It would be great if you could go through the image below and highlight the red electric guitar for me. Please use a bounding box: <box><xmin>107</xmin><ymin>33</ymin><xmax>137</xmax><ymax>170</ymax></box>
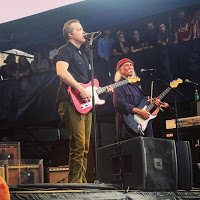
<box><xmin>68</xmin><ymin>77</ymin><xmax>140</xmax><ymax>114</ymax></box>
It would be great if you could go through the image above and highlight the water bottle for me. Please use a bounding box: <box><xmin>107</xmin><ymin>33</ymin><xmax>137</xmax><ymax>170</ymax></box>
<box><xmin>195</xmin><ymin>89</ymin><xmax>199</xmax><ymax>101</ymax></box>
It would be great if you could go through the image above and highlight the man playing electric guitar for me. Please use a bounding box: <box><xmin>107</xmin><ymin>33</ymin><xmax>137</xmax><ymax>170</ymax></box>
<box><xmin>113</xmin><ymin>58</ymin><xmax>169</xmax><ymax>141</ymax></box>
<box><xmin>54</xmin><ymin>19</ymin><xmax>113</xmax><ymax>183</ymax></box>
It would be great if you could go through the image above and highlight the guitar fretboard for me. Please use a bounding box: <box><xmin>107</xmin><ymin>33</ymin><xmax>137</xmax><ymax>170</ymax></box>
<box><xmin>96</xmin><ymin>79</ymin><xmax>130</xmax><ymax>95</ymax></box>
<box><xmin>146</xmin><ymin>87</ymin><xmax>171</xmax><ymax>112</ymax></box>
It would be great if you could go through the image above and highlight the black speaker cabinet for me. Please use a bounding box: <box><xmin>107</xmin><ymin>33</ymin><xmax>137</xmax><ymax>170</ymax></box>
<box><xmin>98</xmin><ymin>137</ymin><xmax>178</xmax><ymax>191</ymax></box>
<box><xmin>176</xmin><ymin>141</ymin><xmax>193</xmax><ymax>190</ymax></box>
<box><xmin>98</xmin><ymin>142</ymin><xmax>121</xmax><ymax>186</ymax></box>
<box><xmin>193</xmin><ymin>163</ymin><xmax>200</xmax><ymax>188</ymax></box>
<box><xmin>121</xmin><ymin>137</ymin><xmax>178</xmax><ymax>191</ymax></box>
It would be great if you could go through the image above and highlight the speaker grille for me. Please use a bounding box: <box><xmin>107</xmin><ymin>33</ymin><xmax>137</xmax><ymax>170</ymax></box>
<box><xmin>98</xmin><ymin>137</ymin><xmax>178</xmax><ymax>191</ymax></box>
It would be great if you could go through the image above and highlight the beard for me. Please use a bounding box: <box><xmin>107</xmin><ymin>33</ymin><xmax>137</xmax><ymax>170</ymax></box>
<box><xmin>114</xmin><ymin>69</ymin><xmax>137</xmax><ymax>82</ymax></box>
<box><xmin>128</xmin><ymin>69</ymin><xmax>137</xmax><ymax>77</ymax></box>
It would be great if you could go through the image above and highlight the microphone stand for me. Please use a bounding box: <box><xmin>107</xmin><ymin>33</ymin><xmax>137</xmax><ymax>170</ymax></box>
<box><xmin>88</xmin><ymin>33</ymin><xmax>99</xmax><ymax>183</ymax></box>
<box><xmin>144</xmin><ymin>71</ymin><xmax>184</xmax><ymax>141</ymax></box>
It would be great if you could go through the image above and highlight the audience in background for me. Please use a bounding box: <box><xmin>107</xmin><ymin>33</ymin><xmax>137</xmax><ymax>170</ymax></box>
<box><xmin>49</xmin><ymin>43</ymin><xmax>59</xmax><ymax>60</ymax></box>
<box><xmin>0</xmin><ymin>62</ymin><xmax>7</xmax><ymax>80</ymax></box>
<box><xmin>144</xmin><ymin>22</ymin><xmax>157</xmax><ymax>48</ymax></box>
<box><xmin>49</xmin><ymin>39</ymin><xmax>61</xmax><ymax>68</ymax></box>
<box><xmin>49</xmin><ymin>48</ymin><xmax>58</xmax><ymax>61</ymax></box>
<box><xmin>130</xmin><ymin>30</ymin><xmax>144</xmax><ymax>53</ymax></box>
<box><xmin>31</xmin><ymin>50</ymin><xmax>52</xmax><ymax>73</ymax></box>
<box><xmin>157</xmin><ymin>24</ymin><xmax>169</xmax><ymax>46</ymax></box>
<box><xmin>192</xmin><ymin>9</ymin><xmax>200</xmax><ymax>39</ymax></box>
<box><xmin>173</xmin><ymin>9</ymin><xmax>192</xmax><ymax>43</ymax></box>
<box><xmin>0</xmin><ymin>54</ymin><xmax>18</xmax><ymax>79</ymax></box>
<box><xmin>112</xmin><ymin>31</ymin><xmax>129</xmax><ymax>56</ymax></box>
<box><xmin>96</xmin><ymin>27</ymin><xmax>115</xmax><ymax>85</ymax></box>
<box><xmin>97</xmin><ymin>27</ymin><xmax>114</xmax><ymax>62</ymax></box>
<box><xmin>1</xmin><ymin>6</ymin><xmax>199</xmax><ymax>83</ymax></box>
<box><xmin>13</xmin><ymin>56</ymin><xmax>32</xmax><ymax>78</ymax></box>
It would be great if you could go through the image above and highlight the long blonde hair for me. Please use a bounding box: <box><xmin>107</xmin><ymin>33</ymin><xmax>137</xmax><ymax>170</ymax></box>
<box><xmin>114</xmin><ymin>71</ymin><xmax>122</xmax><ymax>82</ymax></box>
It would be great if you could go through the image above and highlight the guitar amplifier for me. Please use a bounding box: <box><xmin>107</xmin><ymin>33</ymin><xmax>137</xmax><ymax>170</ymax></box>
<box><xmin>6</xmin><ymin>159</ymin><xmax>44</xmax><ymax>185</ymax></box>
<box><xmin>0</xmin><ymin>142</ymin><xmax>20</xmax><ymax>165</ymax></box>
<box><xmin>7</xmin><ymin>164</ymin><xmax>43</xmax><ymax>185</ymax></box>
<box><xmin>47</xmin><ymin>166</ymin><xmax>69</xmax><ymax>183</ymax></box>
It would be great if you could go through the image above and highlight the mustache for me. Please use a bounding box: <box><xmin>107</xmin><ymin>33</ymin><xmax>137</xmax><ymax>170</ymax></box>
<box><xmin>128</xmin><ymin>69</ymin><xmax>134</xmax><ymax>72</ymax></box>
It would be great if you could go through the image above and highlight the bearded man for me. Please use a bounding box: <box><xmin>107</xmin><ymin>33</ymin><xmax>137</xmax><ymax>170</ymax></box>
<box><xmin>113</xmin><ymin>58</ymin><xmax>167</xmax><ymax>141</ymax></box>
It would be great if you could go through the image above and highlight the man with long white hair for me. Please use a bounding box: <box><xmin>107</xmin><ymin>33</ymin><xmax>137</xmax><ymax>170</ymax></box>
<box><xmin>113</xmin><ymin>58</ymin><xmax>163</xmax><ymax>141</ymax></box>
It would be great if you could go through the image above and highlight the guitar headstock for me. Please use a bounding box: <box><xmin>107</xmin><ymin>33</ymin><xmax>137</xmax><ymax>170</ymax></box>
<box><xmin>170</xmin><ymin>78</ymin><xmax>183</xmax><ymax>88</ymax></box>
<box><xmin>127</xmin><ymin>76</ymin><xmax>141</xmax><ymax>83</ymax></box>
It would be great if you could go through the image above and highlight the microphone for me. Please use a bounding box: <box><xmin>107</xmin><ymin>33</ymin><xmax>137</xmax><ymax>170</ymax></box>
<box><xmin>140</xmin><ymin>68</ymin><xmax>156</xmax><ymax>73</ymax></box>
<box><xmin>84</xmin><ymin>31</ymin><xmax>101</xmax><ymax>38</ymax></box>
<box><xmin>185</xmin><ymin>79</ymin><xmax>199</xmax><ymax>86</ymax></box>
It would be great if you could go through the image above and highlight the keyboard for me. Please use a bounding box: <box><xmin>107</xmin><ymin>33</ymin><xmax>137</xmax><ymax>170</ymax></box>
<box><xmin>166</xmin><ymin>116</ymin><xmax>200</xmax><ymax>129</ymax></box>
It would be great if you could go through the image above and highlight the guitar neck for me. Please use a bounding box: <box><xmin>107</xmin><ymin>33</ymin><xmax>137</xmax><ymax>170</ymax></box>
<box><xmin>146</xmin><ymin>87</ymin><xmax>171</xmax><ymax>112</ymax></box>
<box><xmin>97</xmin><ymin>79</ymin><xmax>129</xmax><ymax>95</ymax></box>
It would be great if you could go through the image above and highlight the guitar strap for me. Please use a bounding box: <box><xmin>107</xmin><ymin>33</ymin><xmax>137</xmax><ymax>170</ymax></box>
<box><xmin>79</xmin><ymin>51</ymin><xmax>91</xmax><ymax>81</ymax></box>
<box><xmin>82</xmin><ymin>54</ymin><xmax>90</xmax><ymax>66</ymax></box>
<box><xmin>79</xmin><ymin>51</ymin><xmax>90</xmax><ymax>70</ymax></box>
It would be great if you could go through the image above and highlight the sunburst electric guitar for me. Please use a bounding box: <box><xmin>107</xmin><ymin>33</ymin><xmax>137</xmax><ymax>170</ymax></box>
<box><xmin>68</xmin><ymin>77</ymin><xmax>140</xmax><ymax>114</ymax></box>
<box><xmin>123</xmin><ymin>78</ymin><xmax>183</xmax><ymax>134</ymax></box>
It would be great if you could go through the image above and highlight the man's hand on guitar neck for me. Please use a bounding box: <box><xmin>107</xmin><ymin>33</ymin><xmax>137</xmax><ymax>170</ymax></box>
<box><xmin>106</xmin><ymin>85</ymin><xmax>114</xmax><ymax>93</ymax></box>
<box><xmin>133</xmin><ymin>108</ymin><xmax>150</xmax><ymax>120</ymax></box>
<box><xmin>147</xmin><ymin>97</ymin><xmax>169</xmax><ymax>108</ymax></box>
<box><xmin>147</xmin><ymin>97</ymin><xmax>162</xmax><ymax>107</ymax></box>
<box><xmin>154</xmin><ymin>97</ymin><xmax>162</xmax><ymax>107</ymax></box>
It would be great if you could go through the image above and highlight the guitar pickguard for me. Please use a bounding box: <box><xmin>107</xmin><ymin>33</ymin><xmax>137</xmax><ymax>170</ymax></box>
<box><xmin>123</xmin><ymin>97</ymin><xmax>157</xmax><ymax>134</ymax></box>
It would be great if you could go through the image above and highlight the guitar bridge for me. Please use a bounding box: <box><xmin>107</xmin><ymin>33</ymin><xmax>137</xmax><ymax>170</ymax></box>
<box><xmin>80</xmin><ymin>102</ymin><xmax>92</xmax><ymax>109</ymax></box>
